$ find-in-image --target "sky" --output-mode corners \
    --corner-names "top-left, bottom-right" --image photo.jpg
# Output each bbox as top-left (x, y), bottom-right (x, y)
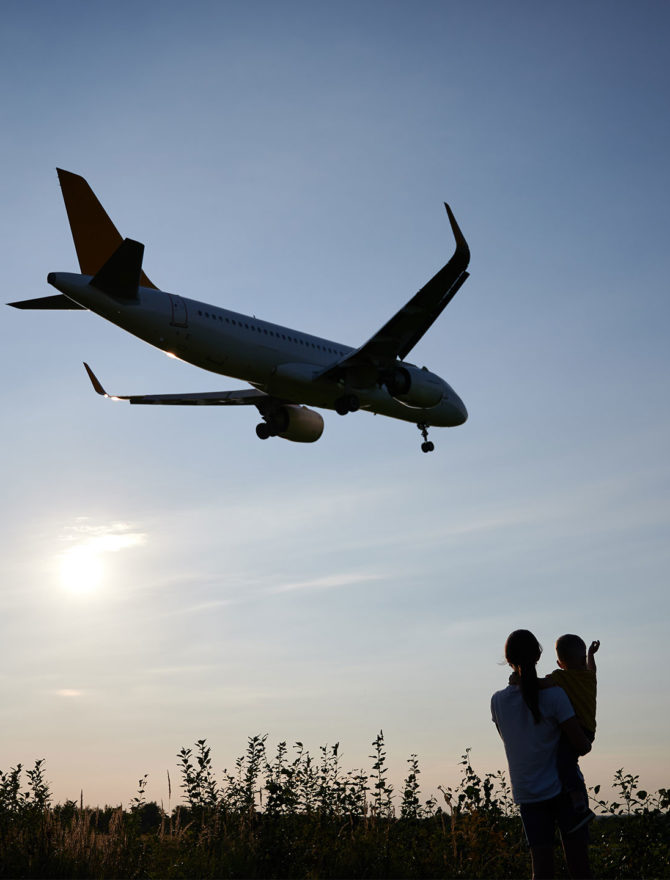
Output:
top-left (1, 0), bottom-right (669, 809)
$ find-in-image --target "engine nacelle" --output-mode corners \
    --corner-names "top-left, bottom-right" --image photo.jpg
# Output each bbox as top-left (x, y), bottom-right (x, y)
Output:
top-left (384, 366), bottom-right (412, 398)
top-left (275, 405), bottom-right (324, 443)
top-left (385, 365), bottom-right (444, 409)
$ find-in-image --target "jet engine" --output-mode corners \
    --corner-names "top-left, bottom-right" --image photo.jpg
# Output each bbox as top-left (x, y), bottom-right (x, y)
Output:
top-left (256, 405), bottom-right (324, 443)
top-left (384, 366), bottom-right (412, 398)
top-left (384, 366), bottom-right (443, 409)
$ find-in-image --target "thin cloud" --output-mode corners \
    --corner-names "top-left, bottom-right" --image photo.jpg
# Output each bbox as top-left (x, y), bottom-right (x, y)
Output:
top-left (59, 518), bottom-right (146, 553)
top-left (144, 665), bottom-right (217, 677)
top-left (270, 572), bottom-right (382, 594)
top-left (178, 598), bottom-right (237, 614)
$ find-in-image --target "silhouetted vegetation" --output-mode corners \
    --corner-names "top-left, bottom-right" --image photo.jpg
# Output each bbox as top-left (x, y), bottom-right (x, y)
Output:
top-left (1, 734), bottom-right (668, 878)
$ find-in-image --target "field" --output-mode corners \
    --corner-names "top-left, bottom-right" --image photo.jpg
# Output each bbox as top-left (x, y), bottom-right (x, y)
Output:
top-left (1, 734), bottom-right (668, 879)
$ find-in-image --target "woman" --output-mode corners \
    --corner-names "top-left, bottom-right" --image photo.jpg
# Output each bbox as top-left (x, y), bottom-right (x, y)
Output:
top-left (491, 630), bottom-right (593, 880)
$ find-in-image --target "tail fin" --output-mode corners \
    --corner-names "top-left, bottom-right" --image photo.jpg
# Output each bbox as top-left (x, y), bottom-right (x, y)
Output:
top-left (90, 238), bottom-right (144, 300)
top-left (57, 169), bottom-right (157, 289)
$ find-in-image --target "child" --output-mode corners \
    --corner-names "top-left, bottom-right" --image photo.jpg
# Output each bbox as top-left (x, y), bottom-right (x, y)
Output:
top-left (549, 634), bottom-right (600, 828)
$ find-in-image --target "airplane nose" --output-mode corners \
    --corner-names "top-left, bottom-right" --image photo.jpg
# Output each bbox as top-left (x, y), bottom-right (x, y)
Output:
top-left (454, 398), bottom-right (468, 425)
top-left (449, 391), bottom-right (467, 425)
top-left (441, 382), bottom-right (468, 426)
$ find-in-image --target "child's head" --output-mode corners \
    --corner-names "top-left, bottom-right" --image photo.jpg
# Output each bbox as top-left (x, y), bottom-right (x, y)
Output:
top-left (555, 634), bottom-right (587, 669)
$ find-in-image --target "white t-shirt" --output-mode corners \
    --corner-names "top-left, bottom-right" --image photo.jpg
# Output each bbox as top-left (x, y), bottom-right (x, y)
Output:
top-left (491, 684), bottom-right (576, 804)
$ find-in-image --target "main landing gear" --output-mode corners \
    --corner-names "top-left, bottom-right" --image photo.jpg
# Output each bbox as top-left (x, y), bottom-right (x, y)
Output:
top-left (335, 394), bottom-right (360, 416)
top-left (256, 408), bottom-right (289, 439)
top-left (418, 423), bottom-right (435, 454)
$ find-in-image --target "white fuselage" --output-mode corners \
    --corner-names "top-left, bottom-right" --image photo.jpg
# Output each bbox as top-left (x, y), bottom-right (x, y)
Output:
top-left (48, 273), bottom-right (468, 427)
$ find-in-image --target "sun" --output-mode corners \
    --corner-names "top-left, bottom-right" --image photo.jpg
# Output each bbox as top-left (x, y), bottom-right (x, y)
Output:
top-left (59, 545), bottom-right (104, 595)
top-left (56, 522), bottom-right (146, 596)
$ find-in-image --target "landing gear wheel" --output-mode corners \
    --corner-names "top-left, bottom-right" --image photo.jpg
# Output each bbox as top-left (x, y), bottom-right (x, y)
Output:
top-left (335, 394), bottom-right (360, 416)
top-left (256, 423), bottom-right (271, 440)
top-left (417, 423), bottom-right (435, 453)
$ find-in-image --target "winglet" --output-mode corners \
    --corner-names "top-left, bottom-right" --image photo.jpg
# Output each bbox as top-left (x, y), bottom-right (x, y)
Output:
top-left (444, 203), bottom-right (470, 264)
top-left (83, 362), bottom-right (109, 397)
top-left (57, 169), bottom-right (157, 289)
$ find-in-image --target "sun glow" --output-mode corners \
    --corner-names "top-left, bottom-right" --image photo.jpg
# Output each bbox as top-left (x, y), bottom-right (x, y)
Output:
top-left (57, 522), bottom-right (146, 596)
top-left (59, 545), bottom-right (104, 594)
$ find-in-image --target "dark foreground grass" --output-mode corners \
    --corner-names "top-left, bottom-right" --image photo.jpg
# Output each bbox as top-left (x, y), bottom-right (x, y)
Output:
top-left (1, 734), bottom-right (668, 879)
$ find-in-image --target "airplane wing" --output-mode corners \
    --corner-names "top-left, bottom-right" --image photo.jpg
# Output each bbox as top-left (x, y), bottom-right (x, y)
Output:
top-left (317, 203), bottom-right (470, 382)
top-left (83, 363), bottom-right (270, 407)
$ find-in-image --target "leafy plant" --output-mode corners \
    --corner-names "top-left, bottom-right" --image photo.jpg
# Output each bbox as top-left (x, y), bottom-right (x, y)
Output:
top-left (0, 738), bottom-right (668, 879)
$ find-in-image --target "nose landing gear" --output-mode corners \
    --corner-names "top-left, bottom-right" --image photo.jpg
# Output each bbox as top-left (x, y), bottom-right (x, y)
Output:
top-left (418, 423), bottom-right (434, 453)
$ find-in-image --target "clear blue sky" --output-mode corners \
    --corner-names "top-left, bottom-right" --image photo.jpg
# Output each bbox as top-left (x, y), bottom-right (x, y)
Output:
top-left (1, 0), bottom-right (669, 807)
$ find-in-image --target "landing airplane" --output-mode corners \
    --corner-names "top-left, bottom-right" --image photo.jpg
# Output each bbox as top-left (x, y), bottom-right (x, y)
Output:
top-left (9, 170), bottom-right (470, 452)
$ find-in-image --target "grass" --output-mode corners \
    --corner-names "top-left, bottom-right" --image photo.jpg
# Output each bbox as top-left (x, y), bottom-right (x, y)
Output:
top-left (1, 733), bottom-right (668, 878)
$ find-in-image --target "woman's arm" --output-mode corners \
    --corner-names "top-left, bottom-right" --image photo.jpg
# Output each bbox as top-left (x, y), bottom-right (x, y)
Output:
top-left (560, 716), bottom-right (592, 755)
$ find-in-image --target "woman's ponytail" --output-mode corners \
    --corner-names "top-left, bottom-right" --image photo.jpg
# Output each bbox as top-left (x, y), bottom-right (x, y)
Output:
top-left (505, 630), bottom-right (543, 724)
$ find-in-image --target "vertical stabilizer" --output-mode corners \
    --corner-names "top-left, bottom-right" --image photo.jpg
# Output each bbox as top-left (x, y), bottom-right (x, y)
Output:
top-left (56, 169), bottom-right (157, 289)
top-left (90, 238), bottom-right (145, 300)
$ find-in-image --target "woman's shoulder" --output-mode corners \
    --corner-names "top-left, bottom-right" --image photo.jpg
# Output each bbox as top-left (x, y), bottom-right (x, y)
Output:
top-left (491, 684), bottom-right (520, 704)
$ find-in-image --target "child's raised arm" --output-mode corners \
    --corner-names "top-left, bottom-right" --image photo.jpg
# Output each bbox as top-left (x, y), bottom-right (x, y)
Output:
top-left (587, 639), bottom-right (600, 672)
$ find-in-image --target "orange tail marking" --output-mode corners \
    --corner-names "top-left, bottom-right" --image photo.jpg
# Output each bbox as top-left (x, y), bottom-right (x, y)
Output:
top-left (56, 169), bottom-right (157, 289)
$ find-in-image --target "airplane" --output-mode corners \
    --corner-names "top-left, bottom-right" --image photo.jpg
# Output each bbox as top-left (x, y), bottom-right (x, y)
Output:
top-left (9, 170), bottom-right (471, 453)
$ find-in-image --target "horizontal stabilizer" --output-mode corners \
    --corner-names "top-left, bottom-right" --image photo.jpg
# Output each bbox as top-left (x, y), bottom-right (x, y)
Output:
top-left (90, 239), bottom-right (144, 300)
top-left (8, 294), bottom-right (86, 310)
top-left (57, 169), bottom-right (157, 288)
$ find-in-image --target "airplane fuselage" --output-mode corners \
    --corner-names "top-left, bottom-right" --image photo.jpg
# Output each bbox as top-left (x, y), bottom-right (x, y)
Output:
top-left (48, 272), bottom-right (467, 428)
